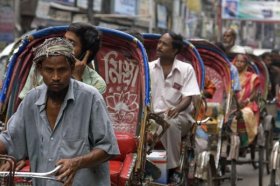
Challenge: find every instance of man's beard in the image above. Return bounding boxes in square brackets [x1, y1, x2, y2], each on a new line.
[223, 41, 234, 48]
[47, 85, 69, 101]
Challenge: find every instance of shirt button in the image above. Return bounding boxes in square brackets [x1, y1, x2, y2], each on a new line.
[48, 158, 52, 161]
[50, 137, 54, 141]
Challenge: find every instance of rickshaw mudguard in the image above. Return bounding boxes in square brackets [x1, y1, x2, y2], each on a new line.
[0, 25, 151, 186]
[229, 134, 240, 160]
[263, 114, 274, 132]
[270, 141, 280, 170]
[257, 123, 265, 147]
[195, 151, 210, 180]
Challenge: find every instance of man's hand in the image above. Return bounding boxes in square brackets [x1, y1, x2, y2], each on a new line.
[166, 107, 180, 119]
[56, 158, 81, 186]
[0, 159, 26, 171]
[72, 51, 91, 81]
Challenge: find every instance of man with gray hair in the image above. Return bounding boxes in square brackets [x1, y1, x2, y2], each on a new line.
[0, 37, 119, 186]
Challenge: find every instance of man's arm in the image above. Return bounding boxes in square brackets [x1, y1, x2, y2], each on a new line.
[0, 140, 7, 154]
[56, 148, 112, 185]
[167, 96, 192, 118]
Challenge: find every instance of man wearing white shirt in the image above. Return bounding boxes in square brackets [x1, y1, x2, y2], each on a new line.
[149, 32, 200, 182]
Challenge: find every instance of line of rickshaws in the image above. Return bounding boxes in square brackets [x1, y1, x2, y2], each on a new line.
[0, 25, 279, 186]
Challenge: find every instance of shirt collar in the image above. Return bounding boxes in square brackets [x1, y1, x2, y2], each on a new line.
[35, 79, 75, 107]
[154, 58, 181, 72]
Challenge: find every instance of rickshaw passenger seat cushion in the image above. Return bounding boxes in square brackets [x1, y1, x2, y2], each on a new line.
[21, 160, 30, 172]
[120, 153, 135, 186]
[15, 160, 31, 184]
[109, 133, 137, 185]
[112, 132, 137, 161]
[109, 161, 123, 185]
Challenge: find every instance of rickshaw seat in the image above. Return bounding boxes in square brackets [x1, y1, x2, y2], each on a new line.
[110, 132, 137, 186]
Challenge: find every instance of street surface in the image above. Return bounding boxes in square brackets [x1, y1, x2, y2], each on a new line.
[220, 155, 270, 186]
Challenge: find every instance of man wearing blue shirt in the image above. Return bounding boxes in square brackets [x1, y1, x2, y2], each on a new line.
[0, 37, 119, 185]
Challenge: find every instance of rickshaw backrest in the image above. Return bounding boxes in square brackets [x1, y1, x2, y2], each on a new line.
[247, 54, 269, 99]
[189, 40, 232, 104]
[95, 27, 150, 135]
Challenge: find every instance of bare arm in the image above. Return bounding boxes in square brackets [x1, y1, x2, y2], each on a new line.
[56, 148, 112, 185]
[0, 140, 7, 155]
[167, 96, 192, 118]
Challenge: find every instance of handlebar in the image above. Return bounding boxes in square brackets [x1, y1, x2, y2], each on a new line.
[0, 165, 61, 181]
[196, 117, 212, 125]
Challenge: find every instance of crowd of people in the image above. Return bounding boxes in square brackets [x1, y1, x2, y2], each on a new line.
[0, 22, 278, 185]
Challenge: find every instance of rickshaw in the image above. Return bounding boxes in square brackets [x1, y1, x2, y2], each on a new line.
[246, 49, 274, 176]
[189, 39, 233, 186]
[142, 33, 205, 185]
[224, 48, 272, 186]
[0, 25, 152, 186]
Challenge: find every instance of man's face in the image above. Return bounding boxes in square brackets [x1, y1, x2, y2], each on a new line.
[223, 30, 235, 48]
[263, 55, 272, 66]
[156, 33, 177, 59]
[64, 31, 82, 59]
[38, 55, 73, 93]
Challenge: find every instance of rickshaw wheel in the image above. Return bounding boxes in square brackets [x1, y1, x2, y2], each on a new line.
[270, 169, 276, 186]
[270, 169, 280, 186]
[265, 122, 274, 174]
[258, 146, 264, 186]
[250, 143, 258, 169]
[266, 130, 273, 174]
[231, 160, 237, 186]
[196, 154, 219, 186]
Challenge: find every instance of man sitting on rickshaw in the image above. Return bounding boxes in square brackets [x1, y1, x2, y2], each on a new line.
[149, 32, 200, 183]
[232, 53, 260, 147]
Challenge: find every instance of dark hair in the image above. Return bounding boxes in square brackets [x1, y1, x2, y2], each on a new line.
[168, 31, 184, 54]
[126, 29, 144, 43]
[261, 52, 271, 60]
[67, 22, 101, 62]
[224, 28, 236, 40]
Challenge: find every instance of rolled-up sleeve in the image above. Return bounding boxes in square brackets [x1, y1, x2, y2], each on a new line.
[182, 66, 200, 97]
[0, 102, 27, 160]
[89, 97, 119, 156]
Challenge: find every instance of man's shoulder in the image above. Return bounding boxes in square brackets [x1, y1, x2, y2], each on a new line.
[175, 59, 194, 70]
[73, 79, 100, 96]
[25, 84, 45, 98]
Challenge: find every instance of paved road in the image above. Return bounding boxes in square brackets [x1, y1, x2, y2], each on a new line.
[220, 155, 270, 186]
